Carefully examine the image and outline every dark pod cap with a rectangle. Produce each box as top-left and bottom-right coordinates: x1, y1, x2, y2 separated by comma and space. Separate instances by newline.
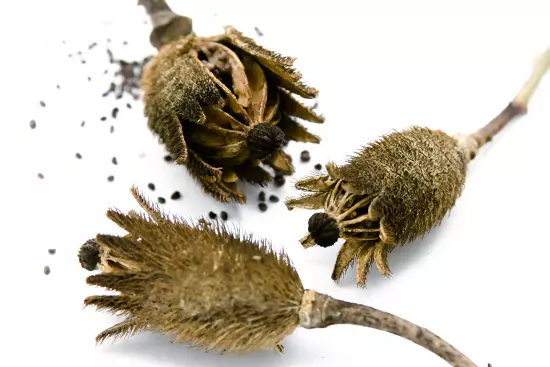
308, 213, 339, 248
247, 123, 285, 159
78, 239, 100, 271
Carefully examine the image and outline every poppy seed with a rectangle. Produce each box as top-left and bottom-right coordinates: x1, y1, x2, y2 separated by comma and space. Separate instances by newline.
39, 101, 46, 107
30, 120, 36, 129
112, 157, 118, 165
158, 197, 166, 204
314, 163, 322, 170
38, 173, 44, 179
112, 107, 119, 119
147, 183, 155, 191
269, 195, 279, 203
81, 121, 86, 127
76, 153, 82, 159
273, 173, 285, 187
171, 191, 181, 200
300, 150, 311, 163
43, 266, 51, 275
107, 175, 114, 182
208, 211, 217, 219
164, 155, 173, 162
100, 117, 107, 121
110, 126, 115, 133
48, 249, 56, 255
258, 191, 266, 202
258, 203, 268, 212
220, 211, 228, 221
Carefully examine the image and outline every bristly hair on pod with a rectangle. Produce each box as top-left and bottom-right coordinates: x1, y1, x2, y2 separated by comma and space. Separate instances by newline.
79, 186, 480, 367
81, 186, 303, 353
139, 1, 324, 204
286, 46, 550, 287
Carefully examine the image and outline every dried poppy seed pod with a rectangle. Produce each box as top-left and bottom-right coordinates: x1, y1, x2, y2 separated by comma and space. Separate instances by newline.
286, 46, 550, 286
80, 187, 478, 367
141, 23, 324, 203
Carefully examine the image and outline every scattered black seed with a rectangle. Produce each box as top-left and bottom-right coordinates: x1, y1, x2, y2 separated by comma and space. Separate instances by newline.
107, 38, 111, 43
43, 266, 51, 275
103, 82, 115, 97
68, 53, 73, 58
75, 153, 82, 159
110, 125, 115, 133
81, 60, 86, 64
29, 119, 36, 129
208, 211, 217, 219
171, 191, 181, 200
314, 163, 322, 170
100, 116, 107, 121
107, 49, 114, 63
39, 101, 46, 107
147, 183, 155, 191
62, 40, 66, 44
258, 203, 268, 212
112, 157, 118, 165
104, 69, 108, 74
220, 211, 228, 221
273, 173, 286, 187
88, 42, 97, 50
300, 150, 311, 163
126, 103, 132, 109
81, 121, 85, 127
258, 191, 266, 202
164, 154, 173, 162
38, 173, 44, 179
158, 197, 166, 204
269, 195, 279, 203
123, 41, 128, 45
254, 27, 264, 37
56, 84, 60, 89
48, 249, 56, 255
77, 51, 82, 56
107, 175, 114, 182
111, 107, 119, 119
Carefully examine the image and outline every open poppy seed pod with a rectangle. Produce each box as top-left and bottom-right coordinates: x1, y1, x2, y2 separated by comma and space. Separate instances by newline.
79, 187, 478, 367
141, 27, 324, 203
286, 46, 550, 286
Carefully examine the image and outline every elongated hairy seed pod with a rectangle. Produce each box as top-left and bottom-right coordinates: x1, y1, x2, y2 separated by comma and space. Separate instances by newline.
286, 46, 550, 286
80, 187, 478, 367
139, 2, 323, 204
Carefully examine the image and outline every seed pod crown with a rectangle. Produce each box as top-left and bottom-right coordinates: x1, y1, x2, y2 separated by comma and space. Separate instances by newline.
287, 127, 468, 285
142, 27, 324, 203
82, 187, 303, 352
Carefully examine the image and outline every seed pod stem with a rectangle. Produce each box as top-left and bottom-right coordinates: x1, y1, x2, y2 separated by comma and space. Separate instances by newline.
469, 47, 550, 150
138, 0, 193, 49
300, 290, 477, 367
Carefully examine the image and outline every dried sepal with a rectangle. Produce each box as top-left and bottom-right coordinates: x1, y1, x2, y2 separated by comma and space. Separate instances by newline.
277, 115, 321, 143
82, 187, 304, 353
142, 27, 323, 203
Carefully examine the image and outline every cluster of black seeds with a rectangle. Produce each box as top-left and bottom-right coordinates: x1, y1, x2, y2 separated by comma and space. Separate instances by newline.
208, 211, 229, 221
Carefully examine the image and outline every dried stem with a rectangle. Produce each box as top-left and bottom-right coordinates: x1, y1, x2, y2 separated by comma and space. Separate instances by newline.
300, 290, 477, 367
138, 0, 193, 49
469, 47, 550, 149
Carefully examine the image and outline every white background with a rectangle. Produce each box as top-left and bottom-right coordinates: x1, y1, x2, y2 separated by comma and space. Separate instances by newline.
1, 0, 549, 366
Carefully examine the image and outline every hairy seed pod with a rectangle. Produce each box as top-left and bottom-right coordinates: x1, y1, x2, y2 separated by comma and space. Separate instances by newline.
141, 25, 324, 203
286, 46, 550, 286
80, 187, 478, 367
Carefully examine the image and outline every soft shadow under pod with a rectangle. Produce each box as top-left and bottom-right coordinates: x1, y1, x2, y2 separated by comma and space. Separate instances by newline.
308, 213, 339, 248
